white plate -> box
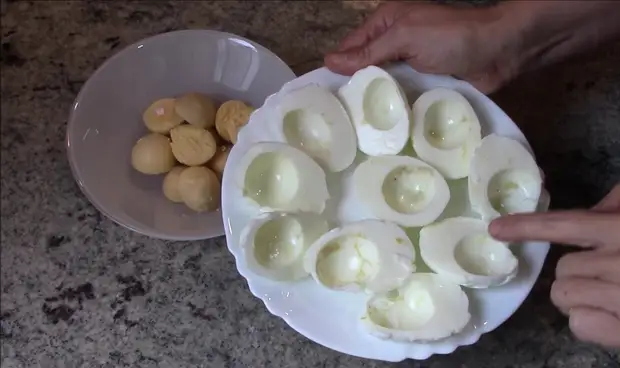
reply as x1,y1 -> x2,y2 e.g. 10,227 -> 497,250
222,64 -> 550,361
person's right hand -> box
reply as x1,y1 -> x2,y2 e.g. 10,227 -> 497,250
490,184 -> 620,348
325,2 -> 522,94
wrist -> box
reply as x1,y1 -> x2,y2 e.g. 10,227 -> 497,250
493,1 -> 576,75
494,1 -> 620,75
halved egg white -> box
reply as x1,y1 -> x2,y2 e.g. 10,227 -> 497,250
272,84 -> 357,172
411,88 -> 482,179
362,273 -> 470,342
240,212 -> 329,281
338,66 -> 410,156
419,217 -> 518,288
353,155 -> 450,227
236,142 -> 329,214
469,134 -> 542,221
303,220 -> 415,293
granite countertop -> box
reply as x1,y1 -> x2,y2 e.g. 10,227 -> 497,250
1,1 -> 619,367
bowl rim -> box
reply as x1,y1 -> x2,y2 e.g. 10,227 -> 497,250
65,29 -> 296,240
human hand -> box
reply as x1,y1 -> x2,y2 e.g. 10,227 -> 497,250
489,184 -> 620,348
324,2 -> 523,94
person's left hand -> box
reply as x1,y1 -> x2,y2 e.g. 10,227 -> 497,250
489,184 -> 620,348
323,2 -> 522,94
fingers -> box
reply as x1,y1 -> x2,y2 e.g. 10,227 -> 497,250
551,277 -> 620,318
488,210 -> 620,248
552,250 -> 620,348
336,2 -> 405,52
592,183 -> 620,212
555,251 -> 620,284
569,306 -> 620,348
325,25 -> 408,76
325,2 -> 413,75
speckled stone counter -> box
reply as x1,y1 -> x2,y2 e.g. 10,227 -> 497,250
1,1 -> 619,367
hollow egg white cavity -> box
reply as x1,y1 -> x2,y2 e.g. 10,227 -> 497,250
303,220 -> 415,293
236,142 -> 329,214
411,88 -> 482,179
419,217 -> 518,288
338,66 -> 410,156
273,84 -> 357,172
240,212 -> 329,281
469,134 -> 542,221
362,273 -> 470,342
353,155 -> 450,227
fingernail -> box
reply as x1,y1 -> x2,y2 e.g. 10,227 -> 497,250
488,219 -> 503,238
323,52 -> 338,66
326,51 -> 349,62
324,53 -> 356,75
337,43 -> 350,52
324,52 -> 340,63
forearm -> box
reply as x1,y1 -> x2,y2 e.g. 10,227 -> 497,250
497,1 -> 620,73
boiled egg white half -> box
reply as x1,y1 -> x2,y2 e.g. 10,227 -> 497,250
353,155 -> 450,227
240,212 -> 329,281
469,134 -> 542,221
303,220 -> 415,293
411,88 -> 482,179
236,142 -> 329,214
362,273 -> 470,342
419,217 -> 518,288
338,66 -> 410,156
272,84 -> 357,172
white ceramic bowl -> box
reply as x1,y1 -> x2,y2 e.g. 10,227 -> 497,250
66,30 -> 296,240
222,64 -> 551,361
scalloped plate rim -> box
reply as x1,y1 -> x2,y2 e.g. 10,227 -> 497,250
222,64 -> 550,362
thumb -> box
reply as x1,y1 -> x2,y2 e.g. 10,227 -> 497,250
324,30 -> 404,75
336,2 -> 406,52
